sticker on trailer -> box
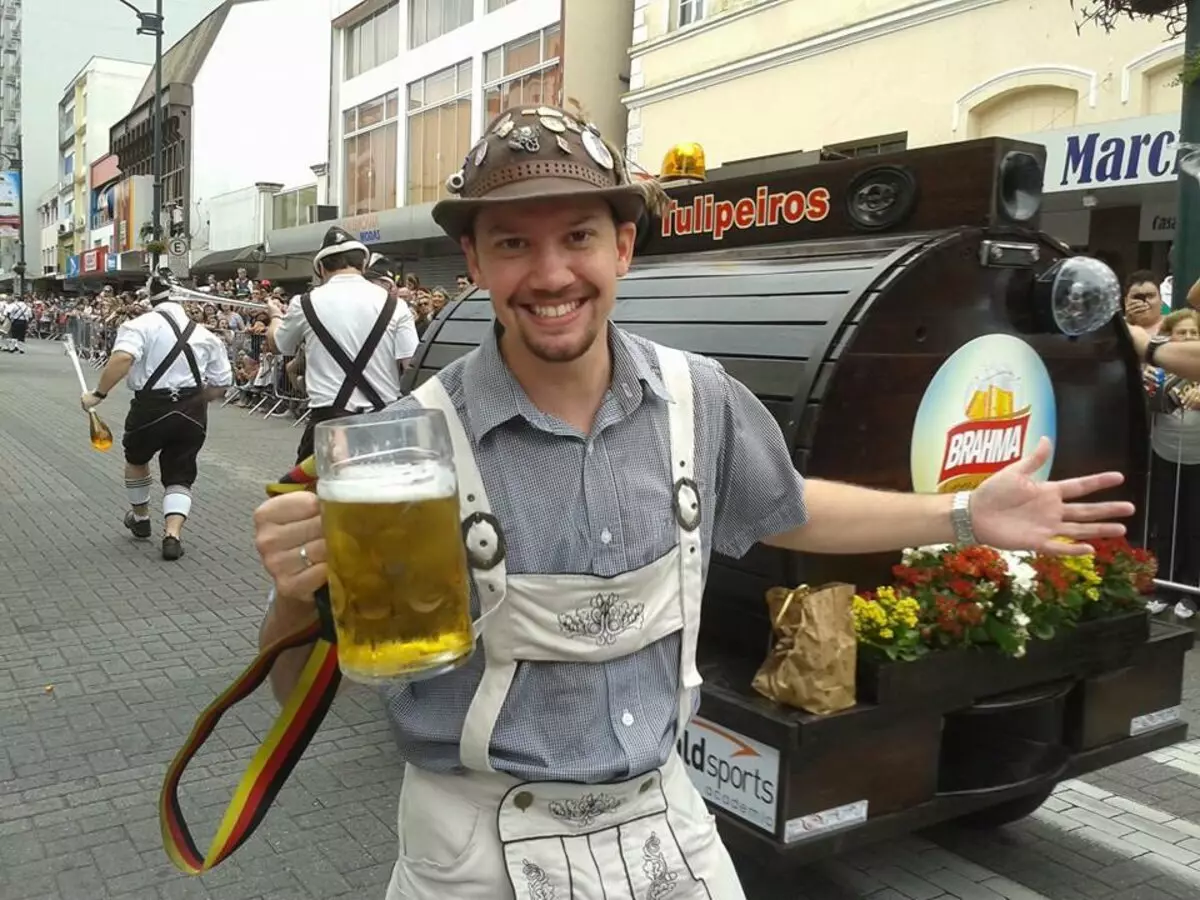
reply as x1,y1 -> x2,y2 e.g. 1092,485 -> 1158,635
784,799 -> 868,844
1130,705 -> 1181,736
676,716 -> 779,833
910,334 -> 1057,494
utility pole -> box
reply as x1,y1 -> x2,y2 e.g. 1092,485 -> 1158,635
12,146 -> 23,299
1175,0 -> 1200,306
117,0 -> 164,272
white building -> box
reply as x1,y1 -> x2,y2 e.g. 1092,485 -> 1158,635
266,0 -> 633,286
35,186 -> 57,278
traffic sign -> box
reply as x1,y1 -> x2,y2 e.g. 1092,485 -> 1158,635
167,237 -> 190,278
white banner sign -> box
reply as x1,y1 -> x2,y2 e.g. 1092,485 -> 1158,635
1139,200 -> 1177,241
676,716 -> 779,833
1018,114 -> 1180,193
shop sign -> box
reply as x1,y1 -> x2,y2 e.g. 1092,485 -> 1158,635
910,334 -> 1057,493
105,252 -> 118,273
342,212 -> 381,244
676,715 -> 779,833
1019,114 -> 1180,193
65,255 -> 80,279
1139,200 -> 1177,241
81,247 -> 107,275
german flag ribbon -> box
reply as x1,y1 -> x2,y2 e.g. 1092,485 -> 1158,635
159,457 -> 338,875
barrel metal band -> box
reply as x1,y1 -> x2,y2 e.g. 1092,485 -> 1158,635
159,456 -> 339,874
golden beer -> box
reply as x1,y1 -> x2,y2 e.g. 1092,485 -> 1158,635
317,461 -> 473,683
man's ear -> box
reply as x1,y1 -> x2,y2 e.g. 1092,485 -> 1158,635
461,235 -> 485,288
615,221 -> 637,277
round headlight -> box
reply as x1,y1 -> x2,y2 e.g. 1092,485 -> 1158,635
1037,256 -> 1121,337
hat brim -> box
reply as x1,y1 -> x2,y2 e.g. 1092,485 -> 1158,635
432,178 -> 647,241
313,239 -> 369,272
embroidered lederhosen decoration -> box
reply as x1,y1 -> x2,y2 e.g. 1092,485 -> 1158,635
159,458 -> 342,874
143,311 -> 202,393
300,291 -> 397,412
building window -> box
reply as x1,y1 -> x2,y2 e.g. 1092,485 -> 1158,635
273,184 -> 320,230
486,0 -> 514,10
409,0 -> 473,48
345,2 -> 400,80
406,60 -> 472,205
482,25 -> 562,126
823,133 -> 907,159
678,0 -> 705,28
344,90 -> 400,216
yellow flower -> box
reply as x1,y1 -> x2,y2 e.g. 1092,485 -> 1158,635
879,627 -> 894,640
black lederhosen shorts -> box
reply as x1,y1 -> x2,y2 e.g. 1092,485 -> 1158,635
123,391 -> 209,487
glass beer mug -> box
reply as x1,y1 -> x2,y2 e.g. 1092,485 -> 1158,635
313,408 -> 473,684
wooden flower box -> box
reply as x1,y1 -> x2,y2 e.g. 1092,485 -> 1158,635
855,610 -> 1150,709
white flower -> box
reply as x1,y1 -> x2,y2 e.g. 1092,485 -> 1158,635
1014,643 -> 1027,659
1013,612 -> 1031,628
901,543 -> 951,564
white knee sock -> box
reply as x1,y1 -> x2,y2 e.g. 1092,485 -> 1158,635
163,485 -> 193,521
125,476 -> 153,518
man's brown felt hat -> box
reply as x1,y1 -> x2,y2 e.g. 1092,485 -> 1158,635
431,105 -> 661,241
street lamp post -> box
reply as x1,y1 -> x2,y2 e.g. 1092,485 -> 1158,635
116,0 -> 164,271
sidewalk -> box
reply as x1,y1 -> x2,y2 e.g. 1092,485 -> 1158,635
1,339 -> 1199,900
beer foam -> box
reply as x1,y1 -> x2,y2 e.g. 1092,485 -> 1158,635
318,460 -> 457,503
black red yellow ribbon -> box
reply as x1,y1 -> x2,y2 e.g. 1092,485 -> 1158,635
159,456 -> 338,874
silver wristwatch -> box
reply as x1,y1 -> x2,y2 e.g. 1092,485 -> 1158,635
951,491 -> 978,546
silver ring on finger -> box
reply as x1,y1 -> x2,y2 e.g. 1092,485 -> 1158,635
299,543 -> 313,568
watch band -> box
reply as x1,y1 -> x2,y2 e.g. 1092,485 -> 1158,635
92,389 -> 108,400
951,491 -> 978,546
1145,336 -> 1169,367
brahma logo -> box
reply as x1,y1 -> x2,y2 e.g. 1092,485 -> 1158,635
661,184 -> 831,242
911,335 -> 1056,494
676,716 -> 779,833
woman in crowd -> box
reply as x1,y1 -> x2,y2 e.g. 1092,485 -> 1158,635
1144,307 -> 1200,618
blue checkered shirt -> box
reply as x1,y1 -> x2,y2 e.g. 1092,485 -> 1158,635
380,325 -> 807,783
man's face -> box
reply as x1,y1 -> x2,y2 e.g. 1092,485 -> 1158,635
464,197 -> 635,364
1125,282 -> 1162,326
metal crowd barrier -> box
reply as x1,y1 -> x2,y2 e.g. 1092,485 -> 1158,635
1143,404 -> 1200,615
63,316 -> 112,368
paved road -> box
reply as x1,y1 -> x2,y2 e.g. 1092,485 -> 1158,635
3,337 -> 1200,900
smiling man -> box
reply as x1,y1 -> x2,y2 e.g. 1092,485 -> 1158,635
252,106 -> 1132,899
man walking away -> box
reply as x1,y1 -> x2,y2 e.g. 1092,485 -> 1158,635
80,275 -> 234,560
4,295 -> 31,353
268,227 -> 420,463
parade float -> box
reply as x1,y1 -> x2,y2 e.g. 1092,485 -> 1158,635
400,136 -> 1193,869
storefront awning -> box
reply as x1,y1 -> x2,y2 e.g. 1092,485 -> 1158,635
264,202 -> 446,257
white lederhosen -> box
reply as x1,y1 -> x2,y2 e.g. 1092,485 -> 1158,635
385,344 -> 746,900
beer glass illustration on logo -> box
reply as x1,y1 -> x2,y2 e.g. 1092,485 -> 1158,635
937,366 -> 1031,492
314,408 -> 473,684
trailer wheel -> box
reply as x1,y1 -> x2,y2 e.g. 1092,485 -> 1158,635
956,787 -> 1056,828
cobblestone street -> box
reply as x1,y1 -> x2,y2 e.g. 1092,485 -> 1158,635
4,338 -> 1200,900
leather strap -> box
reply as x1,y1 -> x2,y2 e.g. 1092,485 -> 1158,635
145,311 -> 202,391
300,291 -> 397,411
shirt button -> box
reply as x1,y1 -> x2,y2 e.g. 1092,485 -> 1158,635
622,382 -> 633,398
600,529 -> 612,544
587,443 -> 595,455
621,710 -> 634,727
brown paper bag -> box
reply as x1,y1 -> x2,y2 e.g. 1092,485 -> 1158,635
752,583 -> 857,715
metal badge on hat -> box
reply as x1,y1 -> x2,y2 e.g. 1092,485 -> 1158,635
581,128 -> 614,170
509,123 -> 540,153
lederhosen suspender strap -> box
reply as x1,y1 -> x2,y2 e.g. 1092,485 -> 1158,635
300,291 -> 397,411
145,311 -> 202,391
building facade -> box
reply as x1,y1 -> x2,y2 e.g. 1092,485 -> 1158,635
0,0 -> 21,282
35,186 -> 56,278
624,0 -> 1184,279
265,0 -> 632,286
55,56 -> 151,266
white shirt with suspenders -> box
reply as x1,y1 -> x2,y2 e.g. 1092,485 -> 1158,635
273,272 -> 419,412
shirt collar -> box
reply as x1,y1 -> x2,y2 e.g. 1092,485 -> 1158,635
460,323 -> 672,442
